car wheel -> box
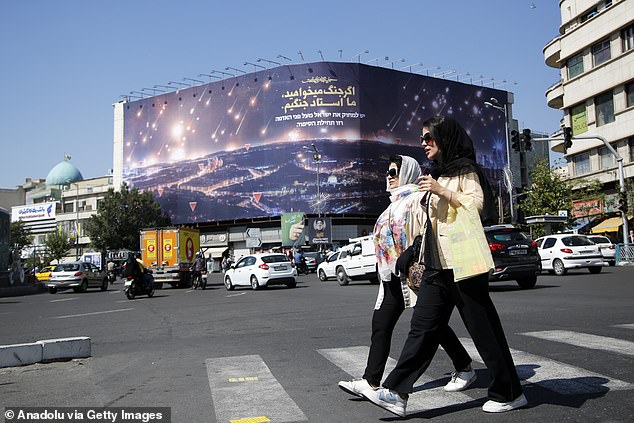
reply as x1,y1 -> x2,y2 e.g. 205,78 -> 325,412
318,269 -> 327,281
516,275 -> 537,289
553,259 -> 567,276
101,278 -> 108,291
49,287 -> 57,294
336,267 -> 350,286
588,266 -> 602,274
250,275 -> 259,290
224,276 -> 234,291
287,280 -> 297,288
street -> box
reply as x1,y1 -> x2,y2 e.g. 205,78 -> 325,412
1,267 -> 634,423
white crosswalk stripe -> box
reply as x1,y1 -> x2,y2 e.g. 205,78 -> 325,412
521,330 -> 634,358
612,323 -> 634,330
205,355 -> 307,423
457,338 -> 633,395
318,346 -> 475,413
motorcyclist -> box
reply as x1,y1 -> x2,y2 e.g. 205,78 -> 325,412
123,253 -> 149,290
192,253 -> 206,286
293,249 -> 307,274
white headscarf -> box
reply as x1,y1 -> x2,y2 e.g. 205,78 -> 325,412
386,155 -> 422,192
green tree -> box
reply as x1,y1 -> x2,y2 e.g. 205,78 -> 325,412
519,160 -> 572,236
10,220 -> 32,251
44,229 -> 72,263
85,184 -> 170,251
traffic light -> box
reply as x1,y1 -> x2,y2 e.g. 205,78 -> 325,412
521,128 -> 532,151
563,127 -> 573,153
617,191 -> 628,214
510,130 -> 520,152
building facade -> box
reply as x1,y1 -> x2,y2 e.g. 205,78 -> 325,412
544,0 -> 634,231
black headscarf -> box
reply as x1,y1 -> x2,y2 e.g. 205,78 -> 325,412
423,116 -> 497,225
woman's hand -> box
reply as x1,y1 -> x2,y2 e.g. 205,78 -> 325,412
418,174 -> 442,195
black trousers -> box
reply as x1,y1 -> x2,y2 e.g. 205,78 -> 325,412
363,274 -> 471,387
383,270 -> 523,402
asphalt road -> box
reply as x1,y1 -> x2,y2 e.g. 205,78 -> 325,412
1,266 -> 633,423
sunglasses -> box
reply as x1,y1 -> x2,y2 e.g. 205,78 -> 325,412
420,132 -> 433,144
386,168 -> 398,178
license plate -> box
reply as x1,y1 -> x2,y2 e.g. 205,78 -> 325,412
509,250 -> 527,256
124,280 -> 133,286
274,265 -> 287,271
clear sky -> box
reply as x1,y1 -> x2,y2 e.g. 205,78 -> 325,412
0,0 -> 562,189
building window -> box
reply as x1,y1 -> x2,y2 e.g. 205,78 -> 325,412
580,7 -> 598,23
63,202 -> 74,213
571,103 -> 588,134
622,24 -> 634,52
573,152 -> 591,175
629,138 -> 634,163
599,145 -> 616,169
592,39 -> 611,67
567,54 -> 584,79
595,91 -> 615,126
626,80 -> 634,107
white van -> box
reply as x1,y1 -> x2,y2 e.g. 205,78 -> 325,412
327,235 -> 378,285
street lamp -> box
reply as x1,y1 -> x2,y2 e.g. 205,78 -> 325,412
302,144 -> 322,216
484,97 -> 515,222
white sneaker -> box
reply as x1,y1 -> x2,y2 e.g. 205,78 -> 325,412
444,369 -> 477,392
482,393 -> 528,413
362,387 -> 407,417
338,379 -> 375,397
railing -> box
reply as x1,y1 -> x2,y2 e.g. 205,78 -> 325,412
616,244 -> 634,265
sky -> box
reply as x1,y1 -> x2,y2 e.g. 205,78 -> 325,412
0,0 -> 563,189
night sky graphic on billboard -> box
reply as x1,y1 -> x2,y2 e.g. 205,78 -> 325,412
122,62 -> 509,224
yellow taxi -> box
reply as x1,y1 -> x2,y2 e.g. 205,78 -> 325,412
35,266 -> 55,282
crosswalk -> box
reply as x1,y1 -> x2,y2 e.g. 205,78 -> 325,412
205,325 -> 634,423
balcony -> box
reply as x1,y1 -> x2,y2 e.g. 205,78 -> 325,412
543,35 -> 561,68
545,79 -> 564,109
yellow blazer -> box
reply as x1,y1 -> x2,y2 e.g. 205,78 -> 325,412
428,171 -> 484,269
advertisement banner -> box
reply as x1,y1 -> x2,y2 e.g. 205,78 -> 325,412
11,203 -> 56,222
122,62 -> 508,224
572,198 -> 603,217
163,238 -> 173,259
307,217 -> 331,244
571,104 -> 588,135
281,212 -> 305,247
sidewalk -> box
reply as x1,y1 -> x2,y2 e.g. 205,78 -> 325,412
0,283 -> 46,298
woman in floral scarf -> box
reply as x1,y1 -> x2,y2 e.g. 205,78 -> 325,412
338,155 -> 473,398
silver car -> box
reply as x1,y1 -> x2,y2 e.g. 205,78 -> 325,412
47,262 -> 109,294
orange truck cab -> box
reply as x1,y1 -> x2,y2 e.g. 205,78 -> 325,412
140,227 -> 200,288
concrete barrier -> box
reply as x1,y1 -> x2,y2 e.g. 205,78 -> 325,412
0,337 -> 91,368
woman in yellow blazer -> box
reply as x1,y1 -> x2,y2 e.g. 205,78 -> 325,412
363,116 -> 526,417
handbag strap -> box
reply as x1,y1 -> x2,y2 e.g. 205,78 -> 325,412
414,193 -> 431,264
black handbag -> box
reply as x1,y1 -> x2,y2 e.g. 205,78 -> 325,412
407,195 -> 442,292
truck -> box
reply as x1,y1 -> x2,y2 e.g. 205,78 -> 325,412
140,227 -> 200,288
331,235 -> 379,286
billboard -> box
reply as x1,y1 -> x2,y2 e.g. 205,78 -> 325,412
122,62 -> 509,224
11,202 -> 56,222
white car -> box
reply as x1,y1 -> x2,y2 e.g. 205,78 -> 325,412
47,261 -> 109,294
535,234 -> 604,276
587,235 -> 617,266
224,253 -> 297,290
317,251 -> 341,281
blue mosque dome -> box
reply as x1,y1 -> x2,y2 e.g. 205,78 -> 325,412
46,155 -> 84,187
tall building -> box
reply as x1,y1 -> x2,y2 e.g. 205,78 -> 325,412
544,0 -> 633,237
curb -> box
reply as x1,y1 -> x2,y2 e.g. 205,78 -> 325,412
0,336 -> 91,368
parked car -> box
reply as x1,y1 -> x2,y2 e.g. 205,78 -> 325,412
47,262 -> 109,293
224,253 -> 297,290
317,251 -> 341,281
535,234 -> 603,276
587,235 -> 616,266
304,251 -> 326,273
35,265 -> 55,282
484,225 -> 540,289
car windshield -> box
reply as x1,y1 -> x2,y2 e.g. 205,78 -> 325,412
486,230 -> 529,242
54,263 -> 80,272
305,252 -> 322,259
561,236 -> 595,246
261,254 -> 288,264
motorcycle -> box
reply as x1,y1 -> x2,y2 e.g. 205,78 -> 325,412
123,273 -> 155,299
191,269 -> 207,290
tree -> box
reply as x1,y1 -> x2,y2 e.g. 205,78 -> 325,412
85,184 -> 170,251
10,220 -> 32,251
519,159 -> 572,236
44,229 -> 72,263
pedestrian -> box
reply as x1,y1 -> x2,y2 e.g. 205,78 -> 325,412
338,155 -> 475,398
363,116 -> 526,417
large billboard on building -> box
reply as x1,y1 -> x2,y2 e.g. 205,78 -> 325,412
121,62 -> 509,224
11,202 -> 56,222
